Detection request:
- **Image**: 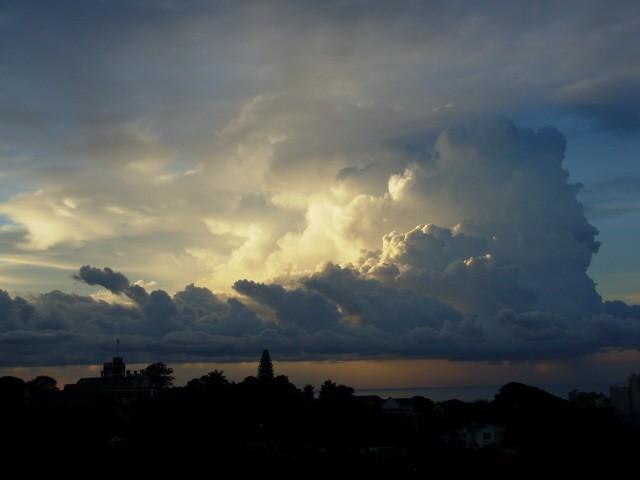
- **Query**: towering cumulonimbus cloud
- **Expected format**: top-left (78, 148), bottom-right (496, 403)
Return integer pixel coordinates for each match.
top-left (1, 118), bottom-right (640, 366)
top-left (349, 119), bottom-right (602, 316)
top-left (232, 118), bottom-right (640, 360)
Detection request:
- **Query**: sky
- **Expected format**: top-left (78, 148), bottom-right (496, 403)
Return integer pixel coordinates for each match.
top-left (1, 0), bottom-right (640, 388)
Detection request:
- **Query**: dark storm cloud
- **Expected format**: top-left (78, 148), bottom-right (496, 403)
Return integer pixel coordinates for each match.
top-left (602, 300), bottom-right (640, 319)
top-left (0, 290), bottom-right (35, 331)
top-left (173, 284), bottom-right (264, 336)
top-left (73, 265), bottom-right (153, 306)
top-left (74, 265), bottom-right (130, 294)
top-left (2, 269), bottom-right (640, 366)
top-left (0, 280), bottom-right (268, 366)
top-left (3, 275), bottom-right (640, 365)
top-left (233, 280), bottom-right (341, 332)
top-left (125, 284), bottom-right (150, 305)
top-left (303, 264), bottom-right (462, 333)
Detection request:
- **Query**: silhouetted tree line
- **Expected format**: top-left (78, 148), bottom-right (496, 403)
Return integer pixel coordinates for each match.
top-left (0, 351), bottom-right (638, 475)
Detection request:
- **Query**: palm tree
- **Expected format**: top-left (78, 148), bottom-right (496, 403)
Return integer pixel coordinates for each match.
top-left (200, 370), bottom-right (229, 387)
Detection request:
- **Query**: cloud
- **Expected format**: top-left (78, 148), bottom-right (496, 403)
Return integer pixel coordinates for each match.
top-left (559, 74), bottom-right (640, 135)
top-left (352, 119), bottom-right (602, 316)
top-left (303, 263), bottom-right (461, 333)
top-left (74, 265), bottom-right (130, 294)
top-left (1, 1), bottom-right (639, 296)
top-left (0, 290), bottom-right (35, 332)
top-left (0, 2), bottom-right (639, 365)
top-left (0, 278), bottom-right (269, 365)
top-left (1, 118), bottom-right (640, 366)
top-left (233, 279), bottom-right (341, 332)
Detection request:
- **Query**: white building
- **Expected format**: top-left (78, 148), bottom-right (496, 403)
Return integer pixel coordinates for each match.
top-left (381, 397), bottom-right (415, 415)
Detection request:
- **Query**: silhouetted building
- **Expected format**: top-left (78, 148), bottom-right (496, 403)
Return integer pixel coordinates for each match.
top-left (609, 374), bottom-right (640, 421)
top-left (64, 356), bottom-right (158, 402)
top-left (101, 356), bottom-right (126, 379)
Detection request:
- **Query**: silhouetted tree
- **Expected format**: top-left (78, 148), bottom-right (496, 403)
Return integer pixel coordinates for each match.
top-left (411, 396), bottom-right (436, 414)
top-left (257, 349), bottom-right (274, 381)
top-left (186, 370), bottom-right (229, 391)
top-left (0, 376), bottom-right (28, 408)
top-left (143, 362), bottom-right (174, 388)
top-left (27, 376), bottom-right (58, 402)
top-left (27, 375), bottom-right (58, 393)
top-left (303, 384), bottom-right (315, 401)
top-left (319, 379), bottom-right (354, 402)
top-left (202, 370), bottom-right (229, 387)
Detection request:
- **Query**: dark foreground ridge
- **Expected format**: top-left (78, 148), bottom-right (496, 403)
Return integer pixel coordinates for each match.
top-left (1, 351), bottom-right (639, 475)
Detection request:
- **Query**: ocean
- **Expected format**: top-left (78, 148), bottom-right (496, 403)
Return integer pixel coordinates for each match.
top-left (355, 382), bottom-right (612, 402)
